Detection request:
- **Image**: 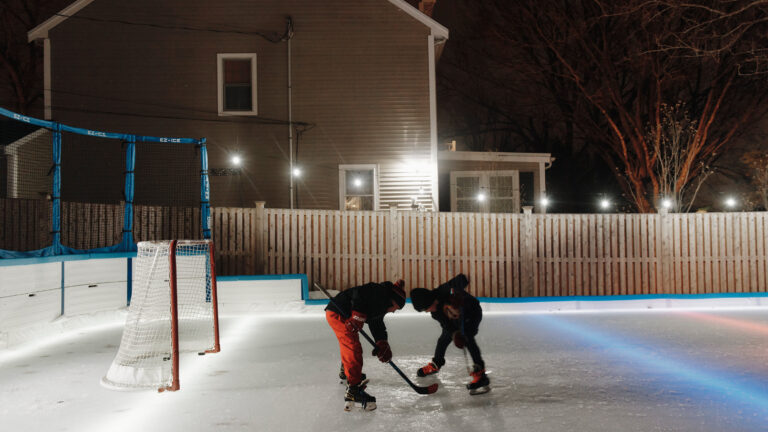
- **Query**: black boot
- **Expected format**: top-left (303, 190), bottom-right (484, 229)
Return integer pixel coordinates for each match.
top-left (466, 364), bottom-right (490, 395)
top-left (344, 383), bottom-right (377, 411)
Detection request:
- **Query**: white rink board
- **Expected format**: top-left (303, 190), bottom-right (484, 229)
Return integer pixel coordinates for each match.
top-left (217, 278), bottom-right (303, 313)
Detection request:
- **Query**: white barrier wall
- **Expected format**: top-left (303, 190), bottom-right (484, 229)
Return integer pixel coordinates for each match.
top-left (0, 259), bottom-right (129, 333)
top-left (0, 262), bottom-right (62, 332)
top-left (0, 258), bottom-right (307, 347)
top-left (217, 277), bottom-right (304, 313)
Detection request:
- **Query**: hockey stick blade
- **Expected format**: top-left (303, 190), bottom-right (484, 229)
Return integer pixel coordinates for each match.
top-left (314, 282), bottom-right (438, 395)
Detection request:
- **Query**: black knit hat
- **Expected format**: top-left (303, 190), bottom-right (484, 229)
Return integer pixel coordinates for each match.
top-left (410, 288), bottom-right (435, 312)
top-left (385, 279), bottom-right (406, 309)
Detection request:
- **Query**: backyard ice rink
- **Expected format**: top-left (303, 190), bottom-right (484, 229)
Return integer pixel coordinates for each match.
top-left (3, 296), bottom-right (768, 432)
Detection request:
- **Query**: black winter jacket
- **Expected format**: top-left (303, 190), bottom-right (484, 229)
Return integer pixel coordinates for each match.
top-left (325, 282), bottom-right (393, 341)
top-left (429, 275), bottom-right (482, 336)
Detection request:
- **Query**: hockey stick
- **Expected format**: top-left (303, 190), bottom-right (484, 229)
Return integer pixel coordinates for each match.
top-left (315, 282), bottom-right (438, 395)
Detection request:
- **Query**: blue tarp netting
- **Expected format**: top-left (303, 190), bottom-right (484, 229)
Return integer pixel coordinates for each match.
top-left (0, 107), bottom-right (209, 259)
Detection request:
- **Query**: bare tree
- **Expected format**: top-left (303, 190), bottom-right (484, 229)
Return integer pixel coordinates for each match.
top-left (646, 102), bottom-right (714, 212)
top-left (475, 0), bottom-right (768, 212)
top-left (0, 0), bottom-right (69, 114)
top-left (741, 150), bottom-right (768, 210)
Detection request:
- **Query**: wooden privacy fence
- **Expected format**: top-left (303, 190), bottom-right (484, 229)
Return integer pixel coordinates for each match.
top-left (3, 197), bottom-right (768, 296)
top-left (262, 207), bottom-right (768, 297)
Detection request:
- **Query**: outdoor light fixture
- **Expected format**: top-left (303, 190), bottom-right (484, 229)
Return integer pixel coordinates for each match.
top-left (354, 178), bottom-right (363, 188)
top-left (661, 198), bottom-right (673, 209)
top-left (231, 155), bottom-right (242, 166)
top-left (477, 193), bottom-right (486, 202)
top-left (600, 199), bottom-right (610, 210)
top-left (540, 196), bottom-right (550, 207)
top-left (292, 167), bottom-right (302, 177)
top-left (725, 197), bottom-right (737, 208)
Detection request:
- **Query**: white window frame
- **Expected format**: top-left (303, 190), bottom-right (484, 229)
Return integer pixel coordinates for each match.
top-left (339, 164), bottom-right (379, 211)
top-left (450, 170), bottom-right (520, 213)
top-left (217, 53), bottom-right (258, 116)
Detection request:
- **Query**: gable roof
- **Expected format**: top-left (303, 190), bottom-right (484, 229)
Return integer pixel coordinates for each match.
top-left (29, 0), bottom-right (448, 42)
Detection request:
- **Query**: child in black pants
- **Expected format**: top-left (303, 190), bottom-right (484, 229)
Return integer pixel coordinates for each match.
top-left (411, 274), bottom-right (490, 394)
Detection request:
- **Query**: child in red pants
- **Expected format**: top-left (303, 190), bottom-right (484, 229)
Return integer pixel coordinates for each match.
top-left (326, 279), bottom-right (406, 410)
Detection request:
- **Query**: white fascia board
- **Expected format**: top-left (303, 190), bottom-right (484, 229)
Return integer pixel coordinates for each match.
top-left (439, 151), bottom-right (555, 164)
top-left (30, 0), bottom-right (450, 42)
top-left (28, 0), bottom-right (98, 42)
top-left (387, 0), bottom-right (449, 40)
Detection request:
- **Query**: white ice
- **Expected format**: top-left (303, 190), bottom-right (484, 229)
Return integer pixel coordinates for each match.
top-left (3, 302), bottom-right (768, 432)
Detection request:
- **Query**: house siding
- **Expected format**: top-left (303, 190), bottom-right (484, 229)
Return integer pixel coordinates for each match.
top-left (46, 0), bottom-right (436, 210)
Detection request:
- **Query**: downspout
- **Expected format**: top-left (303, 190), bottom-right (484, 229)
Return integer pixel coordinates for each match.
top-left (288, 30), bottom-right (294, 209)
top-left (428, 34), bottom-right (440, 212)
top-left (44, 38), bottom-right (51, 120)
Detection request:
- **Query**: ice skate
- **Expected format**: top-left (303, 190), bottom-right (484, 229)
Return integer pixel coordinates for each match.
top-left (466, 365), bottom-right (490, 395)
top-left (344, 383), bottom-right (377, 411)
top-left (416, 361), bottom-right (440, 377)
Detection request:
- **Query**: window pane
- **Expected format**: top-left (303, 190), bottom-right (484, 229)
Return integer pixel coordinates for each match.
top-left (225, 85), bottom-right (252, 111)
top-left (489, 176), bottom-right (514, 198)
top-left (456, 176), bottom-right (479, 198)
top-left (345, 170), bottom-right (373, 195)
top-left (456, 198), bottom-right (481, 212)
top-left (224, 60), bottom-right (251, 84)
top-left (490, 198), bottom-right (515, 213)
top-left (345, 196), bottom-right (373, 211)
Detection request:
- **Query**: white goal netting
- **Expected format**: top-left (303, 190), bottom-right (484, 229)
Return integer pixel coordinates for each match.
top-left (101, 240), bottom-right (219, 391)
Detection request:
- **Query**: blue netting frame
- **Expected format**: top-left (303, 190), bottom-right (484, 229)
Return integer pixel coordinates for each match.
top-left (0, 107), bottom-right (210, 258)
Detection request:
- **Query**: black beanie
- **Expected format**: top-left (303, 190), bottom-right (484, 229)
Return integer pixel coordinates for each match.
top-left (384, 280), bottom-right (406, 309)
top-left (410, 288), bottom-right (435, 312)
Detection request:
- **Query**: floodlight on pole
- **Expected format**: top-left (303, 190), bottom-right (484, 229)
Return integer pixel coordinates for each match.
top-left (725, 197), bottom-right (737, 209)
top-left (231, 155), bottom-right (242, 166)
top-left (600, 199), bottom-right (610, 210)
top-left (540, 196), bottom-right (550, 208)
top-left (292, 167), bottom-right (302, 177)
top-left (661, 198), bottom-right (673, 209)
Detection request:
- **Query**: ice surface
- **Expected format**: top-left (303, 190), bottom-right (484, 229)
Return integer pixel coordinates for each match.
top-left (2, 304), bottom-right (768, 432)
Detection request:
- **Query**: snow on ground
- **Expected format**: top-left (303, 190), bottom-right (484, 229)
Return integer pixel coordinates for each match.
top-left (2, 303), bottom-right (768, 432)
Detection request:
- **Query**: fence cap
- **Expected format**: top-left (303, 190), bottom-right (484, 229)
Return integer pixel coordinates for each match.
top-left (522, 206), bottom-right (533, 214)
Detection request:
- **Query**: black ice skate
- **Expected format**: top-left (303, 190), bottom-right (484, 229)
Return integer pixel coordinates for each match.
top-left (466, 365), bottom-right (490, 395)
top-left (344, 383), bottom-right (377, 411)
top-left (417, 361), bottom-right (440, 377)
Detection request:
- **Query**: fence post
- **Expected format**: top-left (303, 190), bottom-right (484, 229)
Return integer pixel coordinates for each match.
top-left (388, 207), bottom-right (400, 280)
top-left (658, 208), bottom-right (671, 293)
top-left (522, 206), bottom-right (534, 297)
top-left (254, 201), bottom-right (266, 274)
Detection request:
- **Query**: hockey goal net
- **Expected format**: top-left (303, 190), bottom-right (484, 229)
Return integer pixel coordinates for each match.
top-left (101, 240), bottom-right (220, 392)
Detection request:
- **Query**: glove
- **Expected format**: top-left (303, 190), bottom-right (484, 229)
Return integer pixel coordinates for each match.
top-left (443, 304), bottom-right (460, 320)
top-left (452, 331), bottom-right (466, 349)
top-left (345, 311), bottom-right (367, 333)
top-left (372, 340), bottom-right (392, 363)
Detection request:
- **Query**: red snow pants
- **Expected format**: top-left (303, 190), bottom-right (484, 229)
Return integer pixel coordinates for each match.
top-left (326, 310), bottom-right (364, 386)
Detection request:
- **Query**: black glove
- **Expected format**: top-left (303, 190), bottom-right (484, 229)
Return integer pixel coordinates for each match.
top-left (372, 340), bottom-right (392, 363)
top-left (452, 331), bottom-right (466, 349)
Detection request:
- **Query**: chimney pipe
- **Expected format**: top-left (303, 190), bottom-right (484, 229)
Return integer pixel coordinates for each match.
top-left (419, 0), bottom-right (436, 17)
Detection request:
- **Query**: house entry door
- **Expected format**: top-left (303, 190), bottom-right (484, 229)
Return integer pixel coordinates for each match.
top-left (449, 170), bottom-right (520, 213)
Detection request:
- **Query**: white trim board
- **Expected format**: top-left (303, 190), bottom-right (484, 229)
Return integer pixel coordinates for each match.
top-left (30, 0), bottom-right (449, 42)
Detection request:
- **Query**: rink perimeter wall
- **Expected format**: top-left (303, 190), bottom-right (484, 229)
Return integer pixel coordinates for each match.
top-left (2, 254), bottom-right (768, 349)
top-left (0, 255), bottom-right (305, 347)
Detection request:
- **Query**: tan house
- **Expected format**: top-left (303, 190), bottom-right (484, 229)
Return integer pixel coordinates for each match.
top-left (28, 0), bottom-right (551, 212)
